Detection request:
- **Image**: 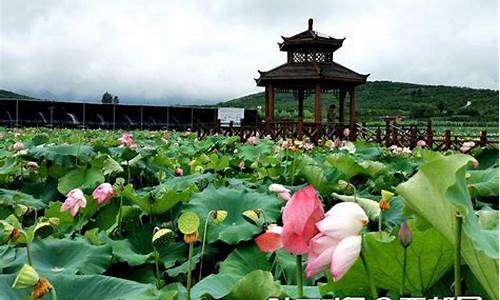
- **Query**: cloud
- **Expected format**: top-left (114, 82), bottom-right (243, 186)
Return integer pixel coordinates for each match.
top-left (0, 0), bottom-right (497, 104)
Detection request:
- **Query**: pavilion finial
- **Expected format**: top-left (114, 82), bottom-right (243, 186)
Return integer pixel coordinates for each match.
top-left (308, 18), bottom-right (313, 31)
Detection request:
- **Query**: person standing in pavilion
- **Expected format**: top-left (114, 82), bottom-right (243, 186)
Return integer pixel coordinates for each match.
top-left (327, 104), bottom-right (336, 137)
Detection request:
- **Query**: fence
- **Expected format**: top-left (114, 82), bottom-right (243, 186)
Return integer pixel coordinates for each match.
top-left (197, 120), bottom-right (498, 151)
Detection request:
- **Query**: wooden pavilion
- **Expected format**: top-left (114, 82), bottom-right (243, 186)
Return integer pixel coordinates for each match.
top-left (255, 18), bottom-right (368, 139)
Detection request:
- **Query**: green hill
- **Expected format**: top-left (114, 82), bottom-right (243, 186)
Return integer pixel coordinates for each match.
top-left (219, 81), bottom-right (499, 122)
top-left (0, 89), bottom-right (36, 99)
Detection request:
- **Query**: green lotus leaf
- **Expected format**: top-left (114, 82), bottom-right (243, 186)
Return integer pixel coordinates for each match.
top-left (3, 238), bottom-right (112, 276)
top-left (467, 167), bottom-right (499, 199)
top-left (99, 232), bottom-right (151, 266)
top-left (185, 186), bottom-right (282, 244)
top-left (123, 173), bottom-right (213, 215)
top-left (396, 153), bottom-right (499, 299)
top-left (0, 273), bottom-right (170, 300)
top-left (192, 243), bottom-right (272, 299)
top-left (297, 155), bottom-right (342, 195)
top-left (326, 153), bottom-right (386, 179)
top-left (30, 143), bottom-right (95, 167)
top-left (103, 155), bottom-right (124, 176)
top-left (20, 179), bottom-right (59, 205)
top-left (0, 188), bottom-right (47, 210)
top-left (226, 270), bottom-right (284, 300)
top-left (320, 221), bottom-right (454, 296)
top-left (0, 159), bottom-right (19, 176)
top-left (57, 167), bottom-right (104, 195)
top-left (44, 201), bottom-right (74, 231)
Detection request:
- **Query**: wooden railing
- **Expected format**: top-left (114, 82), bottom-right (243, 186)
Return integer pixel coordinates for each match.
top-left (196, 120), bottom-right (499, 151)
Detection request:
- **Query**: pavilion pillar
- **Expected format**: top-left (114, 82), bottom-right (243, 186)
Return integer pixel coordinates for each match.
top-left (297, 88), bottom-right (305, 137)
top-left (339, 88), bottom-right (346, 125)
top-left (297, 89), bottom-right (304, 121)
top-left (349, 87), bottom-right (357, 140)
top-left (265, 84), bottom-right (275, 123)
top-left (314, 83), bottom-right (322, 124)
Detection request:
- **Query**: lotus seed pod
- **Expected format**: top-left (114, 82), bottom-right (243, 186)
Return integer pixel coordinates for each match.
top-left (152, 228), bottom-right (174, 249)
top-left (178, 211), bottom-right (200, 235)
top-left (14, 204), bottom-right (29, 217)
top-left (241, 209), bottom-right (261, 226)
top-left (0, 221), bottom-right (14, 242)
top-left (47, 218), bottom-right (60, 227)
top-left (212, 210), bottom-right (228, 224)
top-left (12, 264), bottom-right (40, 289)
top-left (337, 180), bottom-right (351, 190)
top-left (381, 190), bottom-right (394, 202)
top-left (33, 222), bottom-right (54, 239)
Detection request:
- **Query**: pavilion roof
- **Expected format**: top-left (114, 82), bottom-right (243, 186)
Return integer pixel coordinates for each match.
top-left (278, 19), bottom-right (345, 52)
top-left (256, 61), bottom-right (369, 87)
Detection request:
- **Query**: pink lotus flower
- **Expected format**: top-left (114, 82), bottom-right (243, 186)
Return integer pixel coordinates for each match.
top-left (13, 142), bottom-right (24, 152)
top-left (282, 139), bottom-right (293, 150)
top-left (416, 140), bottom-right (427, 147)
top-left (306, 202), bottom-right (368, 281)
top-left (460, 141), bottom-right (476, 153)
top-left (175, 167), bottom-right (184, 176)
top-left (60, 188), bottom-right (87, 216)
top-left (255, 224), bottom-right (283, 253)
top-left (26, 161), bottom-right (39, 171)
top-left (281, 185), bottom-right (324, 255)
top-left (304, 143), bottom-right (314, 151)
top-left (389, 145), bottom-right (403, 154)
top-left (118, 132), bottom-right (138, 149)
top-left (268, 183), bottom-right (292, 202)
top-left (92, 183), bottom-right (114, 204)
top-left (334, 138), bottom-right (344, 148)
top-left (246, 136), bottom-right (258, 145)
top-left (239, 160), bottom-right (246, 171)
top-left (401, 147), bottom-right (412, 154)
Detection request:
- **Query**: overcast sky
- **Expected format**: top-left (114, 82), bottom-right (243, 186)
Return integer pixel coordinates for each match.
top-left (0, 0), bottom-right (498, 104)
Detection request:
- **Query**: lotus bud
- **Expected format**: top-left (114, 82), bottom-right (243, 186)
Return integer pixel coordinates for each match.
top-left (152, 228), bottom-right (174, 249)
top-left (12, 264), bottom-right (39, 289)
top-left (241, 209), bottom-right (261, 226)
top-left (398, 221), bottom-right (412, 248)
top-left (211, 210), bottom-right (228, 224)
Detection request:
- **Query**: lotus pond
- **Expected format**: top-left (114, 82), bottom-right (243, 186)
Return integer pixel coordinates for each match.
top-left (0, 127), bottom-right (498, 300)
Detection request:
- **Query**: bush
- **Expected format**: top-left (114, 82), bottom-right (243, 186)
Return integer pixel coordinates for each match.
top-left (409, 103), bottom-right (437, 119)
top-left (457, 108), bottom-right (480, 117)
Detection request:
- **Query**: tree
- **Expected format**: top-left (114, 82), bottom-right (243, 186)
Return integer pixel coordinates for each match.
top-left (101, 92), bottom-right (113, 104)
top-left (437, 101), bottom-right (445, 114)
top-left (409, 103), bottom-right (437, 119)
